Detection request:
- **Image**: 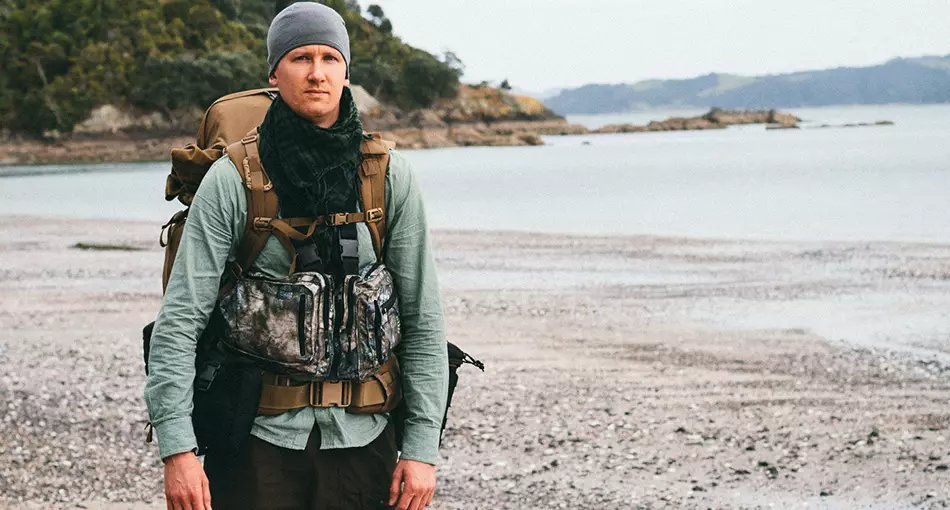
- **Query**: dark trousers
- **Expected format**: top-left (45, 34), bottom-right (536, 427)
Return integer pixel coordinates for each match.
top-left (205, 423), bottom-right (398, 510)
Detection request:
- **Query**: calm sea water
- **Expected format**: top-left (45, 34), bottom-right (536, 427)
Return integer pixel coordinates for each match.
top-left (1, 104), bottom-right (949, 243)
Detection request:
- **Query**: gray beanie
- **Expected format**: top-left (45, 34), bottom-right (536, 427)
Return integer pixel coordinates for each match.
top-left (267, 2), bottom-right (350, 77)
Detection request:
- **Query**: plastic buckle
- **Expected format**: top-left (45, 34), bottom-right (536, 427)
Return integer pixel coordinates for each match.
top-left (366, 208), bottom-right (384, 223)
top-left (253, 217), bottom-right (273, 230)
top-left (195, 362), bottom-right (220, 392)
top-left (311, 381), bottom-right (351, 407)
top-left (328, 213), bottom-right (348, 226)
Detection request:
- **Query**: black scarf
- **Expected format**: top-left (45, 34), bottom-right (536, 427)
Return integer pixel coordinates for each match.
top-left (258, 86), bottom-right (364, 219)
top-left (258, 87), bottom-right (364, 275)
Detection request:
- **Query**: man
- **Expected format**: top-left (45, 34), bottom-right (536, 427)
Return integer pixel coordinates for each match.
top-left (144, 3), bottom-right (448, 509)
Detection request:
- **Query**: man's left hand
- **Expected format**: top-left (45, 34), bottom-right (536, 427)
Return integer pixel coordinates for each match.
top-left (388, 459), bottom-right (436, 510)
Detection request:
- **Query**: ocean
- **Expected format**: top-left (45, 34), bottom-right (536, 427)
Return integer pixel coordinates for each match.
top-left (2, 103), bottom-right (949, 243)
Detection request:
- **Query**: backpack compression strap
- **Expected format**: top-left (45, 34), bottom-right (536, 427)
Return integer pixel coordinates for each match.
top-left (359, 133), bottom-right (393, 259)
top-left (222, 131), bottom-right (283, 294)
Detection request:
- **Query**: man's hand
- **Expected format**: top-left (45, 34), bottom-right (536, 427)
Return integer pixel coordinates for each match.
top-left (163, 451), bottom-right (211, 510)
top-left (388, 459), bottom-right (436, 510)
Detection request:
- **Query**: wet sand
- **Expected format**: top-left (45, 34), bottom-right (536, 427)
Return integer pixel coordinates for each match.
top-left (1, 217), bottom-right (949, 509)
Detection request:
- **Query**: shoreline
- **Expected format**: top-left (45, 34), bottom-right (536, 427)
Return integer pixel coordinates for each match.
top-left (2, 217), bottom-right (949, 509)
top-left (0, 108), bottom-right (810, 166)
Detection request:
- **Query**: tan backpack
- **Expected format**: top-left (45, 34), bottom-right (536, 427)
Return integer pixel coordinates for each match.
top-left (159, 87), bottom-right (394, 295)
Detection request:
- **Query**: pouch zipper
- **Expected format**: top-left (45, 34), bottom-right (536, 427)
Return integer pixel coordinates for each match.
top-left (344, 276), bottom-right (358, 333)
top-left (297, 294), bottom-right (308, 358)
top-left (374, 301), bottom-right (384, 364)
top-left (322, 274), bottom-right (332, 342)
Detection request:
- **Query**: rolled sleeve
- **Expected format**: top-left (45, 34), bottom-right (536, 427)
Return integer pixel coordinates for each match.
top-left (152, 416), bottom-right (198, 459)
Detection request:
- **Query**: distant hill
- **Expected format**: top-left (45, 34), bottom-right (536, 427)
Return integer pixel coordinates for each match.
top-left (544, 55), bottom-right (950, 115)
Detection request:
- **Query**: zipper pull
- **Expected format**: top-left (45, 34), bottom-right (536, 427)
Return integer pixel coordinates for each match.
top-left (145, 422), bottom-right (154, 443)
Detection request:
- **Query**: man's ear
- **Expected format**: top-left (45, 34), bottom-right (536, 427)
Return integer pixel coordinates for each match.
top-left (269, 75), bottom-right (278, 87)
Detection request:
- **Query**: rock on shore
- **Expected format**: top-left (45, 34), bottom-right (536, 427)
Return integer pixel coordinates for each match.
top-left (592, 108), bottom-right (802, 134)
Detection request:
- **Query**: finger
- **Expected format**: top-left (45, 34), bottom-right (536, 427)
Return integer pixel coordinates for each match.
top-left (169, 495), bottom-right (188, 510)
top-left (388, 465), bottom-right (404, 506)
top-left (425, 488), bottom-right (435, 507)
top-left (409, 490), bottom-right (426, 510)
top-left (166, 494), bottom-right (174, 510)
top-left (202, 474), bottom-right (212, 510)
top-left (395, 492), bottom-right (415, 510)
top-left (190, 487), bottom-right (206, 510)
top-left (406, 493), bottom-right (421, 510)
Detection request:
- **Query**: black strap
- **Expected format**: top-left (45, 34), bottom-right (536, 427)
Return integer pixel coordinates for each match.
top-left (339, 223), bottom-right (359, 276)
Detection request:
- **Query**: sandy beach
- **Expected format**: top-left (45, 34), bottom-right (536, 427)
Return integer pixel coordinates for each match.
top-left (1, 217), bottom-right (949, 509)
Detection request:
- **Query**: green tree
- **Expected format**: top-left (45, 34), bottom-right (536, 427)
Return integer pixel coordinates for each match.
top-left (0, 0), bottom-right (462, 134)
top-left (398, 51), bottom-right (462, 109)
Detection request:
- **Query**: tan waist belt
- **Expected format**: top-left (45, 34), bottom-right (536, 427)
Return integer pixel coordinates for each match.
top-left (258, 358), bottom-right (402, 416)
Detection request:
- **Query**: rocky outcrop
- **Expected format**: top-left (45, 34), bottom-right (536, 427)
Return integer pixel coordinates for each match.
top-left (70, 105), bottom-right (201, 137)
top-left (379, 121), bottom-right (556, 150)
top-left (433, 85), bottom-right (561, 124)
top-left (592, 108), bottom-right (803, 134)
top-left (0, 136), bottom-right (192, 165)
top-left (703, 108), bottom-right (800, 126)
top-left (356, 85), bottom-right (579, 149)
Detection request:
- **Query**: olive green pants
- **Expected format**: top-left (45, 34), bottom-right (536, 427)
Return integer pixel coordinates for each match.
top-left (205, 422), bottom-right (398, 510)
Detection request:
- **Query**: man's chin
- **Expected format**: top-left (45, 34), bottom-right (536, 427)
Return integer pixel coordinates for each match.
top-left (298, 104), bottom-right (340, 126)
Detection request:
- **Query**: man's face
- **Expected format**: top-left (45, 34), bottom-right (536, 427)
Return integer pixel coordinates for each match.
top-left (269, 44), bottom-right (349, 128)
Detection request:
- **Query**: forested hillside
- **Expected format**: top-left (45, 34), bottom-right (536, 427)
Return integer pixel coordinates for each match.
top-left (0, 0), bottom-right (463, 135)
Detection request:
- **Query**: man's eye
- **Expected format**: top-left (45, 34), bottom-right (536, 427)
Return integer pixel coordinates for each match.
top-left (323, 55), bottom-right (338, 62)
top-left (295, 55), bottom-right (311, 62)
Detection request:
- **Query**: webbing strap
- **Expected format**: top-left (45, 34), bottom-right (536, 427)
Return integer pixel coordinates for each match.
top-left (359, 133), bottom-right (391, 260)
top-left (253, 210), bottom-right (381, 233)
top-left (224, 130), bottom-right (282, 293)
top-left (257, 358), bottom-right (400, 415)
top-left (268, 218), bottom-right (321, 241)
top-left (241, 133), bottom-right (271, 192)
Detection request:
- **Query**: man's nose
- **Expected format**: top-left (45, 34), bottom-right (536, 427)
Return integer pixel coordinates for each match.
top-left (307, 63), bottom-right (327, 82)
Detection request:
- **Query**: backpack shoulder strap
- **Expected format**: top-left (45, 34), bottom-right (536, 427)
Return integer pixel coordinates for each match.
top-left (221, 129), bottom-right (288, 295)
top-left (358, 133), bottom-right (393, 261)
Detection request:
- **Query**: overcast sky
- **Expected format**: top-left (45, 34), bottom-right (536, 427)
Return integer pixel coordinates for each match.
top-left (355, 0), bottom-right (950, 93)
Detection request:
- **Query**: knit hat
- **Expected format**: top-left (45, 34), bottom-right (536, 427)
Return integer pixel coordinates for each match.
top-left (267, 2), bottom-right (350, 77)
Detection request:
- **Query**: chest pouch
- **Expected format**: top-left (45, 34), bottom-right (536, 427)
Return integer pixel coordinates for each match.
top-left (216, 272), bottom-right (334, 378)
top-left (215, 263), bottom-right (401, 381)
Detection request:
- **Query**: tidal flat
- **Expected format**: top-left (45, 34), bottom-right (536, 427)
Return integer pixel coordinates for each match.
top-left (1, 218), bottom-right (949, 509)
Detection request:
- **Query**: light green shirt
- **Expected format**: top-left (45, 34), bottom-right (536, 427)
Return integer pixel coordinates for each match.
top-left (144, 150), bottom-right (448, 465)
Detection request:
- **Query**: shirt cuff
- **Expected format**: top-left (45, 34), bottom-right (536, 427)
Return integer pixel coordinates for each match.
top-left (399, 423), bottom-right (441, 465)
top-left (154, 416), bottom-right (198, 460)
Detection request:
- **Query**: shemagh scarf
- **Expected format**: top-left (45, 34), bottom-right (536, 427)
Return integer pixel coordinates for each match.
top-left (257, 87), bottom-right (364, 272)
top-left (258, 86), bottom-right (364, 219)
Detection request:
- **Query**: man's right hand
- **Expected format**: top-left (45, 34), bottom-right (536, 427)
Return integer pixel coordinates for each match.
top-left (163, 451), bottom-right (211, 510)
